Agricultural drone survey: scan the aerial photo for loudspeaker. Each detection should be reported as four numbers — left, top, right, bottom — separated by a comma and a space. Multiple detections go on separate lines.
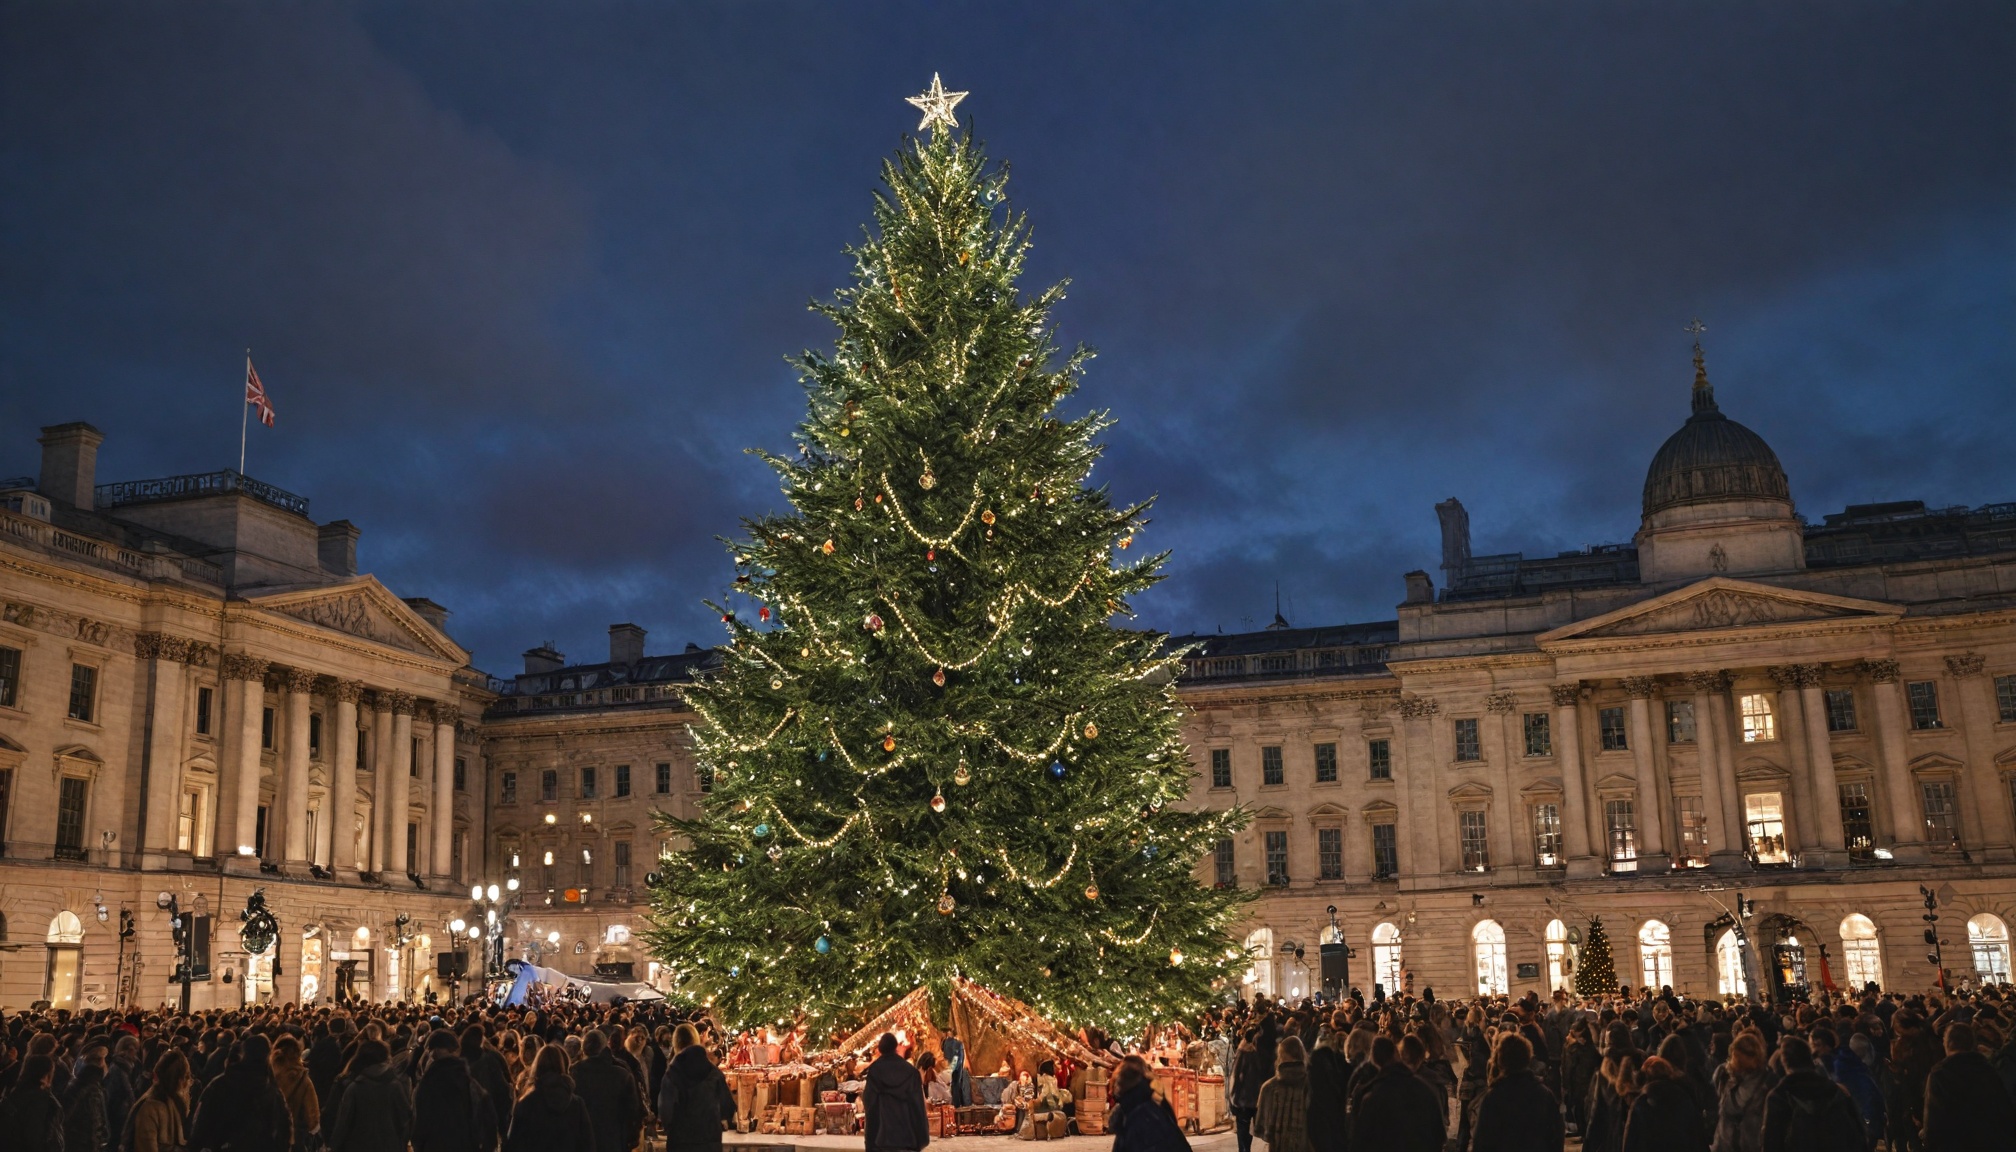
437, 951, 466, 978
1319, 942, 1350, 999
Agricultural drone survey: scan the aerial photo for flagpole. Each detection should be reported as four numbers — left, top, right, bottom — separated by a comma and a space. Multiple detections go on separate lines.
239, 349, 250, 476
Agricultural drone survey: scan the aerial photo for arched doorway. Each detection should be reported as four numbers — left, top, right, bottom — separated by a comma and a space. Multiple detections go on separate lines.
45, 911, 85, 1009
1755, 914, 1815, 1004
1969, 914, 2011, 983
1371, 922, 1403, 998
1545, 920, 1570, 992
1839, 914, 1883, 990
1715, 928, 1747, 996
1638, 920, 1674, 991
1242, 927, 1275, 999
1473, 920, 1508, 995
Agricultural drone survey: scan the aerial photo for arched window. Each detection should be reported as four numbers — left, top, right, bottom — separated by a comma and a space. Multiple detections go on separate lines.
1473, 919, 1508, 995
1545, 919, 1570, 991
1243, 927, 1275, 998
1638, 919, 1674, 991
1372, 922, 1403, 995
44, 911, 84, 1011
1840, 914, 1883, 990
1969, 914, 2011, 982
47, 910, 84, 944
1715, 928, 1747, 996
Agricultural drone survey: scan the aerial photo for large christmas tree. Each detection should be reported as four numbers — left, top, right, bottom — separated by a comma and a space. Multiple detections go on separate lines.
645, 80, 1249, 1033
1574, 916, 1618, 996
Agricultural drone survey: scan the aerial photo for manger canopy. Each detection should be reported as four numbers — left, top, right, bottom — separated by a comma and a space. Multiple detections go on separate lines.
816, 978, 1113, 1072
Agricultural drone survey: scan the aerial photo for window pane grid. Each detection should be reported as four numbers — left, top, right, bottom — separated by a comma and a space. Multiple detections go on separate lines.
1261, 746, 1284, 786
1907, 681, 1942, 729
1213, 839, 1236, 888
67, 663, 96, 723
1995, 674, 2016, 724
1824, 689, 1858, 733
1746, 792, 1790, 864
1264, 830, 1289, 886
1666, 700, 1696, 745
1599, 707, 1628, 751
1921, 781, 1960, 843
1533, 803, 1562, 867
1368, 739, 1392, 780
1372, 824, 1398, 879
1605, 799, 1637, 871
1313, 743, 1338, 783
1739, 693, 1776, 742
1522, 712, 1551, 757
0, 646, 18, 708
1675, 796, 1708, 868
1209, 748, 1232, 789
1317, 827, 1343, 880
1839, 782, 1874, 861
1460, 810, 1489, 871
1453, 718, 1481, 762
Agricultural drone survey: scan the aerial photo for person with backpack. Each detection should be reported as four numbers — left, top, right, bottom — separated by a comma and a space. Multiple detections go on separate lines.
188, 1034, 292, 1152
1760, 1036, 1862, 1152
571, 1028, 641, 1152
327, 1039, 414, 1152
412, 1028, 497, 1152
656, 1023, 735, 1152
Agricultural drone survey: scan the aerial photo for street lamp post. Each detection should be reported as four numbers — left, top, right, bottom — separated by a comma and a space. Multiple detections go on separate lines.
467, 877, 522, 983
156, 891, 193, 1014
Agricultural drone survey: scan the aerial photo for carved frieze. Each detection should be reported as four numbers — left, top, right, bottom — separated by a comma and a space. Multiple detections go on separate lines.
1396, 695, 1440, 720
4, 600, 136, 654
1944, 653, 1986, 678
273, 592, 433, 656
1859, 659, 1900, 684
1483, 692, 1518, 714
1581, 588, 1865, 638
183, 641, 216, 668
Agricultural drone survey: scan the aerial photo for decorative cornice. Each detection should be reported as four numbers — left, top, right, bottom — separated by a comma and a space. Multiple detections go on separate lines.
330, 679, 367, 705
3, 599, 136, 654
1859, 659, 1900, 684
1482, 692, 1519, 714
221, 653, 270, 682
1944, 652, 1986, 679
1621, 676, 1658, 699
1549, 684, 1582, 708
1395, 695, 1440, 720
282, 667, 319, 693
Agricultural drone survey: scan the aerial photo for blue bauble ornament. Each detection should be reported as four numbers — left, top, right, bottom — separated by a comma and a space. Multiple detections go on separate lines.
1047, 761, 1067, 781
817, 749, 828, 762
753, 823, 771, 838
815, 935, 831, 954
1143, 844, 1159, 859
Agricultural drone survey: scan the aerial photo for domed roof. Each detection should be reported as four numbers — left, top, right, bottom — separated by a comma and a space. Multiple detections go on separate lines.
1641, 352, 1789, 517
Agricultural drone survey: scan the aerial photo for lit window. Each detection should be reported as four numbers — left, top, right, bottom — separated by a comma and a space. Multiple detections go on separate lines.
1317, 827, 1343, 880
1638, 919, 1674, 991
1715, 929, 1747, 995
1674, 796, 1708, 868
1666, 700, 1696, 744
1261, 746, 1284, 786
1605, 799, 1637, 871
1969, 914, 2011, 982
1840, 782, 1874, 861
1210, 748, 1232, 788
1906, 681, 1942, 729
1523, 712, 1551, 757
1545, 919, 1570, 991
1371, 922, 1403, 995
1459, 810, 1489, 871
1599, 707, 1628, 751
1921, 781, 1960, 844
1840, 914, 1882, 990
1533, 803, 1562, 867
1453, 718, 1481, 762
1472, 919, 1508, 995
1739, 694, 1776, 742
1745, 792, 1789, 864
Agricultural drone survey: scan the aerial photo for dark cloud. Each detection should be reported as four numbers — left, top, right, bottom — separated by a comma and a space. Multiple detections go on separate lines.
2, 1, 2009, 668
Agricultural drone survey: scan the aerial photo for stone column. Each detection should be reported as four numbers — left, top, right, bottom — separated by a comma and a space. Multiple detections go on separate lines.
1686, 671, 1739, 869
370, 693, 395, 874
1552, 684, 1599, 876
221, 653, 269, 865
1947, 653, 2015, 862
1863, 660, 1923, 858
432, 707, 457, 877
1396, 695, 1441, 880
1795, 668, 1848, 867
328, 681, 363, 871
135, 633, 190, 866
281, 667, 316, 870
1623, 678, 1668, 871
1483, 692, 1519, 873
389, 693, 415, 876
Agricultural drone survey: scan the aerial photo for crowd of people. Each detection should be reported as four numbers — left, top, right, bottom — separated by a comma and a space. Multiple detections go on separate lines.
1192, 983, 2016, 1152
1, 982, 2014, 1152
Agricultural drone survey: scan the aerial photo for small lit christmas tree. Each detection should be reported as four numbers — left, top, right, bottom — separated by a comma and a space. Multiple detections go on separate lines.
1574, 916, 1618, 996
643, 79, 1250, 1033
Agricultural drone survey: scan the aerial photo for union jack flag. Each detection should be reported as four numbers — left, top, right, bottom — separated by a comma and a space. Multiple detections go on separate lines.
245, 359, 276, 427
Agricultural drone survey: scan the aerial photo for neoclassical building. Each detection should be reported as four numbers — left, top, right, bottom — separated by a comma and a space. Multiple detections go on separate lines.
1177, 354, 2016, 1002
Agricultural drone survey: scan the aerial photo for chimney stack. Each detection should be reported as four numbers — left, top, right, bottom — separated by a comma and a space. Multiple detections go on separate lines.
38, 422, 105, 509
404, 598, 451, 633
523, 643, 565, 675
609, 623, 647, 666
1435, 497, 1471, 574
318, 520, 361, 576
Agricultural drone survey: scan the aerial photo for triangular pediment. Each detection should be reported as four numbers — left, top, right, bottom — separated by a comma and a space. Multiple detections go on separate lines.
1538, 577, 1900, 645
246, 577, 468, 664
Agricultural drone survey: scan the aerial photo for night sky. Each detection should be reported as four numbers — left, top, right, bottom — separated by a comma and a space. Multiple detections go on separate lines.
3, 3, 2010, 673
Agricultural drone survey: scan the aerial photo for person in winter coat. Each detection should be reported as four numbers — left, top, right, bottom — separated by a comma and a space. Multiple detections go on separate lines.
572, 1028, 642, 1152
1919, 1023, 2015, 1152
1472, 1033, 1563, 1152
1108, 1056, 1188, 1152
1621, 1055, 1710, 1152
104, 1036, 141, 1151
1811, 1028, 1882, 1150
411, 1029, 497, 1152
1305, 1016, 1352, 1152
861, 1033, 930, 1152
270, 1034, 322, 1152
309, 1025, 347, 1105
1760, 1036, 1863, 1152
126, 1051, 191, 1152
657, 1024, 736, 1152
1886, 1012, 1938, 1152
1710, 1033, 1770, 1152
504, 1046, 593, 1152
1350, 1036, 1443, 1152
0, 1054, 67, 1152
188, 1034, 292, 1152
1229, 1028, 1272, 1152
460, 1027, 514, 1141
327, 1039, 415, 1152
1561, 1021, 1599, 1137
1254, 1036, 1312, 1152
63, 1057, 111, 1152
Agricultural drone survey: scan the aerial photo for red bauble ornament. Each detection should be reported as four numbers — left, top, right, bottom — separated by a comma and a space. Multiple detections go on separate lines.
863, 613, 884, 632
758, 607, 771, 621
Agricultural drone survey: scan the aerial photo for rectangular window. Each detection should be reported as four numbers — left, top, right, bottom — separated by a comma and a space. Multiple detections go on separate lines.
261, 706, 275, 749
1739, 693, 1776, 742
67, 664, 96, 723
581, 766, 598, 799
1533, 803, 1562, 867
256, 805, 270, 856
1605, 799, 1638, 871
1318, 827, 1344, 880
188, 913, 211, 980
308, 713, 322, 758
1907, 681, 1943, 730
614, 840, 632, 887
614, 764, 631, 798
1745, 792, 1790, 864
578, 846, 594, 889
1209, 748, 1233, 789
406, 823, 418, 871
454, 757, 467, 792
1368, 739, 1392, 780
1459, 810, 1489, 871
177, 787, 197, 853
1675, 796, 1708, 868
1825, 689, 1858, 733
1921, 780, 1960, 843
1996, 674, 2016, 724
1261, 746, 1284, 786
195, 686, 212, 735
1666, 700, 1696, 745
1839, 782, 1874, 862
696, 765, 714, 793
1264, 830, 1289, 885
1371, 823, 1398, 879
1313, 742, 1338, 783
1453, 718, 1481, 762
655, 762, 672, 794
1213, 839, 1236, 888
500, 771, 518, 804
1522, 713, 1551, 757
0, 645, 18, 708
541, 769, 559, 802
1599, 706, 1628, 751
410, 739, 420, 776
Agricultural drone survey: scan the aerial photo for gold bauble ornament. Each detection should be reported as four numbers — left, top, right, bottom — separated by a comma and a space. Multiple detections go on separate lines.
771, 679, 783, 690
883, 733, 897, 753
839, 426, 850, 437
821, 539, 835, 555
981, 509, 996, 526
953, 760, 971, 786
919, 470, 937, 490
1118, 536, 1133, 550
1083, 722, 1098, 740
1170, 948, 1184, 966
1084, 882, 1100, 901
937, 893, 956, 915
